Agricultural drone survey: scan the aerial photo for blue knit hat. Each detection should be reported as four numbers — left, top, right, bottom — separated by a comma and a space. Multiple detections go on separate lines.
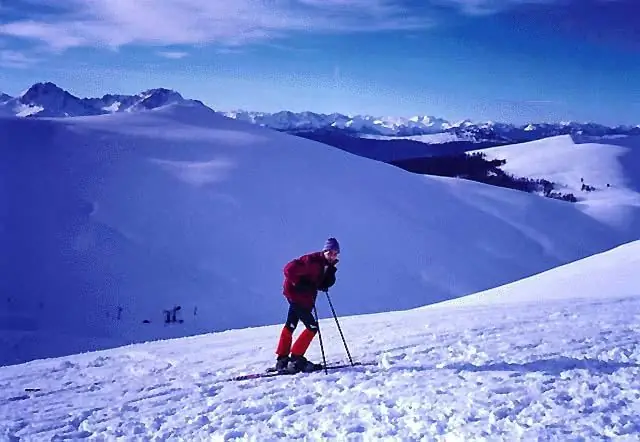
322, 237, 340, 253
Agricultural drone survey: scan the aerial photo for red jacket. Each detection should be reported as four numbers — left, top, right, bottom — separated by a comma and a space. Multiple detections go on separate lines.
283, 251, 338, 309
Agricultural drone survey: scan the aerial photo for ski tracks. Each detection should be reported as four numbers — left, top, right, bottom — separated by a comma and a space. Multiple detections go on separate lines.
0, 350, 220, 441
1, 296, 640, 440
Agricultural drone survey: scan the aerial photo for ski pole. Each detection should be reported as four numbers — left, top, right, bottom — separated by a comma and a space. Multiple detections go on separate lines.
324, 289, 354, 366
313, 305, 328, 374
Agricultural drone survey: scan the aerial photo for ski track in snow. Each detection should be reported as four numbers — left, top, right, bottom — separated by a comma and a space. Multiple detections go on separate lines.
1, 295, 640, 441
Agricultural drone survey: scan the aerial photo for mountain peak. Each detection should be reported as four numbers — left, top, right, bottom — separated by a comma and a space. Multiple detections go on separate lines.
140, 87, 182, 98
9, 82, 103, 117
20, 82, 69, 101
135, 88, 185, 111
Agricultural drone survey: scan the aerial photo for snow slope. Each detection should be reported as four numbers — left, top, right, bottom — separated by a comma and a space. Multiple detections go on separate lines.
1, 240, 639, 440
474, 135, 640, 231
1, 104, 637, 366
361, 132, 473, 144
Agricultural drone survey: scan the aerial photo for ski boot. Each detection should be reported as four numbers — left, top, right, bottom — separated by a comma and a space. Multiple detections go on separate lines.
287, 355, 323, 373
274, 356, 290, 373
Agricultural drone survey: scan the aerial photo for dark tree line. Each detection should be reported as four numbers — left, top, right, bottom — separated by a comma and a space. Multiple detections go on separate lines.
391, 152, 578, 203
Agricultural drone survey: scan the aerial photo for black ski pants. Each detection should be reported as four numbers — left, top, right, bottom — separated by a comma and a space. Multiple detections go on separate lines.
284, 302, 318, 332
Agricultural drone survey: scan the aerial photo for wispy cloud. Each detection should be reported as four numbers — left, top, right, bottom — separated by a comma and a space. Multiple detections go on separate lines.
434, 0, 610, 15
157, 51, 189, 59
525, 100, 559, 104
495, 98, 563, 105
215, 47, 244, 55
0, 49, 38, 68
0, 0, 432, 51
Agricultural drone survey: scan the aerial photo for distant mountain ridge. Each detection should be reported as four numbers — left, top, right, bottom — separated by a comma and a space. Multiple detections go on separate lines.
223, 110, 640, 144
2, 82, 639, 144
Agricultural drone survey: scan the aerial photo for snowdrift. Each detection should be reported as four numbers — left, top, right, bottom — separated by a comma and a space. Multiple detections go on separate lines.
433, 239, 640, 308
0, 104, 635, 365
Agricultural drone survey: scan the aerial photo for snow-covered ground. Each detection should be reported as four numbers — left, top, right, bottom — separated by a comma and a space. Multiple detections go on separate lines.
474, 135, 640, 231
1, 240, 639, 441
360, 132, 471, 144
352, 132, 477, 161
2, 103, 636, 366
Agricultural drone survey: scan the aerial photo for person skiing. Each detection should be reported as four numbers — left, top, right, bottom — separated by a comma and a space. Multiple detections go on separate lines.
275, 237, 340, 373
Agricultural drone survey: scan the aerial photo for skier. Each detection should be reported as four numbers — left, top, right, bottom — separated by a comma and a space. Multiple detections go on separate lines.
275, 237, 340, 373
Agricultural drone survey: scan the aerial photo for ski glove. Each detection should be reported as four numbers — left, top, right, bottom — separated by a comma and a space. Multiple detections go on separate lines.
318, 265, 338, 292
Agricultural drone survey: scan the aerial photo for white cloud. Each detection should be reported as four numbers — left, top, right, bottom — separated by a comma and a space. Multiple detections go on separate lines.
157, 51, 189, 59
0, 0, 432, 51
0, 49, 38, 68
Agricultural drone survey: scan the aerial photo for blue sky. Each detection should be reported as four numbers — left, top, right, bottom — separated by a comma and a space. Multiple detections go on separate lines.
0, 0, 638, 125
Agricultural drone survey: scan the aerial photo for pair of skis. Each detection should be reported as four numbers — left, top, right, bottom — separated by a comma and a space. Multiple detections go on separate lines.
230, 360, 375, 382
229, 289, 364, 382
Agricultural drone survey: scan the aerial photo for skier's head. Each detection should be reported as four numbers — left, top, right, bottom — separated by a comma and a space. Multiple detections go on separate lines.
322, 237, 340, 263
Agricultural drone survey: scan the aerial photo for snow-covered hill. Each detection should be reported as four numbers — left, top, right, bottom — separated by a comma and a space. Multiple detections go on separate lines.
2, 102, 638, 366
360, 132, 475, 144
1, 240, 639, 440
439, 238, 640, 308
0, 82, 202, 117
473, 135, 640, 230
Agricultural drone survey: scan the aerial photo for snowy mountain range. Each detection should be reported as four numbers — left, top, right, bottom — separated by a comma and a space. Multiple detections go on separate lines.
0, 82, 205, 118
222, 110, 453, 135
221, 110, 640, 143
2, 82, 639, 143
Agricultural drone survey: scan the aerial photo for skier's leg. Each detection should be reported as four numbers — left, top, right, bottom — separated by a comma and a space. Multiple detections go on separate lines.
275, 304, 300, 367
289, 306, 320, 371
